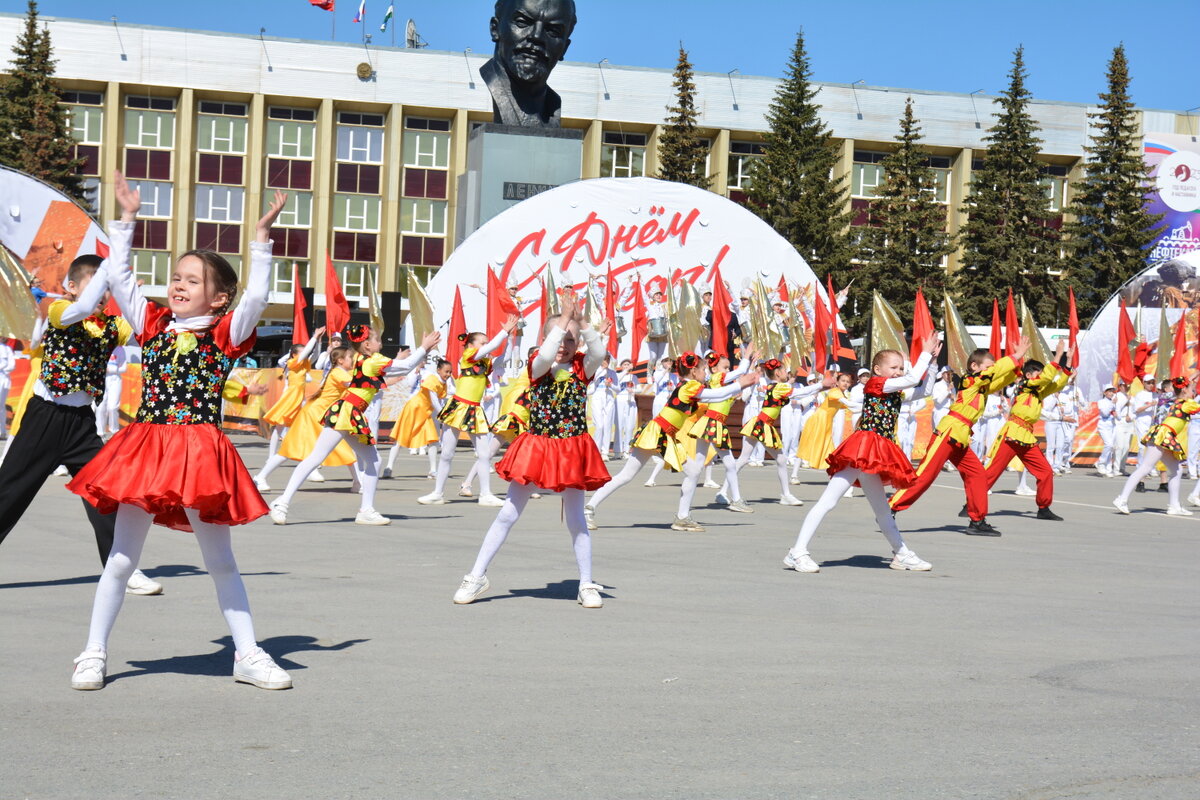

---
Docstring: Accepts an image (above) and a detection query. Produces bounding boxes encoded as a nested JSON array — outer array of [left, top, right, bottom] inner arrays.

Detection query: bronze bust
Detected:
[[480, 0, 577, 128]]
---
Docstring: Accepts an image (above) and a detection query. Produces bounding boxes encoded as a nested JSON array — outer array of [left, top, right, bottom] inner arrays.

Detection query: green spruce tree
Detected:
[[747, 30, 856, 322], [1064, 44, 1165, 321], [656, 45, 711, 189], [955, 46, 1060, 323], [857, 99, 956, 321], [0, 1, 84, 202]]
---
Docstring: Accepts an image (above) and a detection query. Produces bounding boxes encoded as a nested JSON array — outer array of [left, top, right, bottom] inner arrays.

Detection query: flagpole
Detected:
[[331, 9, 335, 41]]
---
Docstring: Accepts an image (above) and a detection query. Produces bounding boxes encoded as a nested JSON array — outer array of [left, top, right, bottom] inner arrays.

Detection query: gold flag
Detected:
[[1018, 296, 1051, 365], [405, 269, 435, 341], [750, 279, 783, 358], [677, 279, 705, 355], [583, 277, 604, 331], [1155, 302, 1172, 383], [544, 268, 561, 318], [942, 294, 978, 375], [663, 276, 681, 359], [364, 266, 385, 336], [870, 291, 907, 362], [0, 246, 39, 342], [786, 290, 808, 372]]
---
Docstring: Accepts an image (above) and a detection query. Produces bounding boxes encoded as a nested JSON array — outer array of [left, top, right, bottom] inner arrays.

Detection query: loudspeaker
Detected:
[[381, 291, 403, 348]]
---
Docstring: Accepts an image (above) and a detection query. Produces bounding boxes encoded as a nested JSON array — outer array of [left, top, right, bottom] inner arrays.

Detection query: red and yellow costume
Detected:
[[322, 352, 393, 445], [393, 372, 447, 448], [632, 379, 704, 471], [438, 346, 493, 434], [890, 356, 1020, 520], [491, 369, 532, 442], [983, 363, 1070, 509], [687, 371, 739, 450], [827, 376, 918, 488], [262, 353, 313, 427], [741, 382, 792, 450], [1141, 397, 1200, 459], [279, 367, 356, 466]]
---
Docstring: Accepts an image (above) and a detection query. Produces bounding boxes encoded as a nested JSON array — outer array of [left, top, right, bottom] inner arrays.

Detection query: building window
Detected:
[[79, 176, 101, 215], [403, 168, 448, 199], [124, 149, 171, 180], [267, 192, 312, 229], [852, 151, 887, 199], [336, 113, 385, 164], [132, 249, 171, 286], [402, 118, 451, 168], [1039, 164, 1069, 212], [131, 219, 169, 250], [336, 163, 381, 194], [333, 262, 371, 299], [925, 156, 952, 204], [197, 153, 244, 185], [73, 145, 100, 176], [197, 115, 247, 155], [62, 90, 103, 106], [333, 233, 377, 263], [401, 235, 444, 267], [272, 259, 310, 295], [124, 109, 175, 149], [129, 180, 173, 218], [333, 195, 381, 232], [274, 228, 310, 260], [266, 158, 313, 190], [198, 101, 246, 116], [195, 185, 244, 223], [66, 105, 103, 145], [194, 222, 242, 253], [727, 141, 764, 191], [601, 132, 647, 178], [126, 95, 176, 111], [401, 199, 447, 236], [267, 118, 315, 160]]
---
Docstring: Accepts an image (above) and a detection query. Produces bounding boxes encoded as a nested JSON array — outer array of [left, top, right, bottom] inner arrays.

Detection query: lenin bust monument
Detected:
[[480, 0, 577, 128]]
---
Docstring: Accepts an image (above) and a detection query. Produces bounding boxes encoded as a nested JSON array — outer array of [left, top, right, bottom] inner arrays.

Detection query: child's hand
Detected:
[[1053, 338, 1067, 360], [1014, 335, 1032, 361], [502, 313, 520, 334], [114, 170, 140, 222], [597, 317, 613, 339], [313, 325, 327, 339], [257, 190, 289, 242], [420, 330, 441, 351], [737, 372, 760, 388], [246, 383, 269, 396], [560, 291, 578, 322], [923, 331, 940, 355]]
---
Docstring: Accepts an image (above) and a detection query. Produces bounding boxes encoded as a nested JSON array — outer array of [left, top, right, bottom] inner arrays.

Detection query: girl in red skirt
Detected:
[[68, 174, 291, 691], [783, 333, 941, 575], [453, 293, 613, 608]]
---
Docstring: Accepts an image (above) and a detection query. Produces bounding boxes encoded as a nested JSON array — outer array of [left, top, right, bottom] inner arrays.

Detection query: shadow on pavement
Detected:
[[0, 564, 288, 590], [106, 634, 370, 682], [818, 554, 891, 569], [472, 580, 614, 603]]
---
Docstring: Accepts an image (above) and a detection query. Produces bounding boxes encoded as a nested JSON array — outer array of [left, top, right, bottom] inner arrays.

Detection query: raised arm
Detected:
[[294, 326, 326, 364], [697, 372, 758, 402], [473, 317, 517, 361], [580, 326, 605, 377], [229, 190, 287, 348], [882, 351, 936, 394], [384, 331, 441, 377], [52, 264, 112, 327], [107, 173, 150, 334]]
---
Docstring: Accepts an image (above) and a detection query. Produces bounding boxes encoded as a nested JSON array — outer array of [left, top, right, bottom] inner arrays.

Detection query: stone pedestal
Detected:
[[454, 123, 583, 245]]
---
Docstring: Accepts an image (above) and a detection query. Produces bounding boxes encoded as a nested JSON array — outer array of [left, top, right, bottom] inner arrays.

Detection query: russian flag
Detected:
[[353, 0, 365, 23]]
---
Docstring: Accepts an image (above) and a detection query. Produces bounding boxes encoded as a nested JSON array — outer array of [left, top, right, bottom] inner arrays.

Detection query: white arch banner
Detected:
[[422, 176, 820, 363]]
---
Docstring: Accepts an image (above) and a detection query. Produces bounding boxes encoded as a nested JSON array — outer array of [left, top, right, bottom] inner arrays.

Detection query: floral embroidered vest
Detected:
[[39, 314, 124, 401], [526, 354, 588, 438], [137, 330, 234, 425]]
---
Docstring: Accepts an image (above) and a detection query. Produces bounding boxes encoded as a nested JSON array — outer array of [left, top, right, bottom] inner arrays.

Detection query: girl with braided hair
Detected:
[[268, 323, 440, 526], [585, 351, 759, 532]]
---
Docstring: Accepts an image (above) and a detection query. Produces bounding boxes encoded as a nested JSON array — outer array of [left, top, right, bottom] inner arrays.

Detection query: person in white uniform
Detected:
[[95, 345, 129, 438], [1095, 385, 1118, 477], [0, 339, 14, 439], [613, 359, 638, 459], [587, 355, 618, 459]]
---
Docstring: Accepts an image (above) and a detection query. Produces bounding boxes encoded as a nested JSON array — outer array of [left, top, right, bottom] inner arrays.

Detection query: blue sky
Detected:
[[25, 0, 1196, 110]]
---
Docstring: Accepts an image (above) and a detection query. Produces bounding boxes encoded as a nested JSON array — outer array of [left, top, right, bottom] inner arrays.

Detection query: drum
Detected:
[[648, 317, 669, 341]]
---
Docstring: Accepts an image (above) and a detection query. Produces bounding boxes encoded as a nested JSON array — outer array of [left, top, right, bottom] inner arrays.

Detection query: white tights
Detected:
[[725, 437, 790, 497], [432, 428, 492, 498], [276, 427, 379, 511], [468, 481, 591, 582], [268, 425, 285, 459], [257, 452, 357, 486], [387, 441, 440, 476], [791, 468, 909, 556], [85, 504, 257, 654], [679, 441, 740, 517], [1117, 446, 1181, 507], [590, 448, 652, 509], [462, 435, 502, 490]]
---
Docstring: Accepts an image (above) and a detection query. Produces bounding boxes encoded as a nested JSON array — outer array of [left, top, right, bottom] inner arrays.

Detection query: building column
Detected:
[[173, 88, 195, 260], [947, 147, 973, 275], [245, 93, 266, 276], [379, 102, 404, 292], [100, 81, 122, 223], [835, 138, 855, 221], [711, 128, 731, 196], [313, 98, 335, 297], [582, 119, 603, 179], [444, 108, 470, 261], [645, 124, 663, 178]]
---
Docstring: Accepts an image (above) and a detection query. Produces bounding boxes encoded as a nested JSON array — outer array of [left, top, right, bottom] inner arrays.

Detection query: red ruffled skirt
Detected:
[[825, 430, 917, 488], [496, 432, 611, 492], [67, 422, 269, 532]]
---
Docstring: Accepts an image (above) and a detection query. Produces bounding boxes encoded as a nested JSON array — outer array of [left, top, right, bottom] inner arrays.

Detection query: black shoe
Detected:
[[1036, 507, 1063, 521], [1135, 482, 1146, 493], [957, 504, 970, 519], [965, 519, 1001, 536], [1158, 484, 1170, 493]]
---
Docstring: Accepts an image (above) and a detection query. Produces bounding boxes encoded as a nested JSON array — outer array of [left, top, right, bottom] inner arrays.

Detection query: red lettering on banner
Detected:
[[666, 208, 701, 247], [637, 219, 662, 248], [608, 225, 638, 259], [502, 231, 548, 279], [553, 212, 609, 271]]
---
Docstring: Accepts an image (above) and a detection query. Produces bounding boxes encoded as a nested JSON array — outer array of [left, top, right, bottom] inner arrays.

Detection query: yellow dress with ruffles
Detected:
[[1141, 399, 1200, 459], [278, 366, 356, 466], [262, 357, 312, 427], [740, 382, 792, 451], [632, 379, 703, 471], [491, 370, 533, 442], [438, 347, 493, 434], [393, 373, 446, 448], [687, 372, 738, 450], [797, 387, 847, 470]]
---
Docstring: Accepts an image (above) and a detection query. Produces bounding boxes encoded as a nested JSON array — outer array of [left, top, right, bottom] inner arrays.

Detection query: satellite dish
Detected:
[[404, 19, 427, 49]]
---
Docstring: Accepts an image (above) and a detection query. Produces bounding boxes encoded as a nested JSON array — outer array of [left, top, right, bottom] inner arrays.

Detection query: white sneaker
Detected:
[[269, 502, 288, 525], [783, 550, 820, 573], [671, 516, 705, 532], [789, 476, 802, 485], [842, 487, 856, 498], [355, 508, 391, 525], [453, 574, 490, 604], [779, 494, 804, 506], [702, 480, 721, 489], [1112, 497, 1130, 515], [578, 582, 604, 608], [714, 491, 730, 505], [53, 465, 69, 477], [478, 494, 505, 507], [233, 647, 292, 690], [890, 551, 932, 571], [1167, 505, 1194, 516], [1187, 494, 1200, 508], [125, 569, 163, 596], [1014, 485, 1037, 496], [253, 477, 271, 492], [71, 649, 107, 690], [584, 504, 597, 530], [643, 481, 657, 487], [309, 470, 326, 483], [350, 479, 362, 494], [417, 492, 447, 505], [381, 467, 393, 479], [728, 499, 754, 513], [749, 461, 764, 468], [458, 486, 474, 498], [426, 472, 437, 479]]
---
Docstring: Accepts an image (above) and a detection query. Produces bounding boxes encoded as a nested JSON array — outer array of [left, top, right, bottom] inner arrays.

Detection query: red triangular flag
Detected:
[[813, 293, 830, 372], [537, 276, 549, 345], [777, 276, 789, 304], [710, 265, 734, 359], [1170, 313, 1189, 377], [989, 298, 1003, 359], [323, 252, 350, 334], [826, 275, 840, 329], [447, 286, 467, 376], [309, 0, 335, 10], [605, 264, 618, 356], [910, 288, 934, 365], [631, 276, 648, 367], [96, 240, 110, 259], [1067, 288, 1080, 369], [1116, 300, 1136, 385], [486, 267, 521, 337], [1004, 290, 1021, 357], [291, 262, 309, 343], [103, 296, 121, 318]]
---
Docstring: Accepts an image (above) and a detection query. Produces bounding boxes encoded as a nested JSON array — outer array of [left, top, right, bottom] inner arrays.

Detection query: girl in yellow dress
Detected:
[[682, 350, 755, 516], [385, 358, 451, 479], [797, 371, 853, 472], [585, 351, 758, 532], [419, 316, 517, 507], [253, 346, 358, 491], [261, 326, 325, 460], [1113, 375, 1199, 516], [269, 325, 440, 526]]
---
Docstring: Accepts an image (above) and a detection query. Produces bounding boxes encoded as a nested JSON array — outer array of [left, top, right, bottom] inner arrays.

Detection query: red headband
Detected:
[[677, 352, 701, 372], [760, 358, 783, 373], [346, 325, 372, 344], [705, 352, 722, 368]]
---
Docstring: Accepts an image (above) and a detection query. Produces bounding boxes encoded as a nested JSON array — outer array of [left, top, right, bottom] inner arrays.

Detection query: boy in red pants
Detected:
[[890, 336, 1029, 535]]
